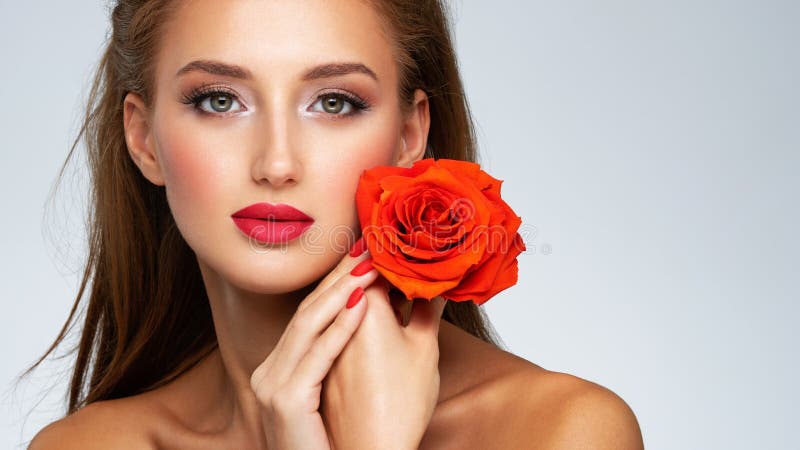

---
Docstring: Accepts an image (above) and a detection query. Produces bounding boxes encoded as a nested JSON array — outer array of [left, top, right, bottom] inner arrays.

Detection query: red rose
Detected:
[[355, 158, 525, 305]]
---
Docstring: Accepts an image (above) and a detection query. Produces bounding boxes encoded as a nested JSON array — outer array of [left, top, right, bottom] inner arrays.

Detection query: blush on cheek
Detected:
[[154, 125, 229, 235]]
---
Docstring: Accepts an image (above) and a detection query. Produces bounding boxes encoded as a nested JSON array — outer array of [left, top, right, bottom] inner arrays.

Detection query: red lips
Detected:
[[231, 202, 313, 221], [231, 202, 314, 244]]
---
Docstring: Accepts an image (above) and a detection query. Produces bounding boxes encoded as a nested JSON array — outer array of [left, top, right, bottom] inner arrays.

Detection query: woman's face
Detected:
[[128, 0, 428, 294]]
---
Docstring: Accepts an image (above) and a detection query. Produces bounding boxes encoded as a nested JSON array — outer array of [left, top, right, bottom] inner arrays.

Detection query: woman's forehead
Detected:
[[156, 0, 396, 86]]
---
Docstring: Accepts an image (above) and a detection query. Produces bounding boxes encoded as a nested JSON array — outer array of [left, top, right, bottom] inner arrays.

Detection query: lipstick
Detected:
[[231, 202, 314, 244]]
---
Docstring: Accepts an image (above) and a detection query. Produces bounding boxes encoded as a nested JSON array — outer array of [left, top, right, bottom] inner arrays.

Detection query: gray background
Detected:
[[2, 1, 797, 449]]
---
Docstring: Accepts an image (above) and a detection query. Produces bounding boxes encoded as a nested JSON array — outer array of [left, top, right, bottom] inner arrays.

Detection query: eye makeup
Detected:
[[179, 82, 372, 119]]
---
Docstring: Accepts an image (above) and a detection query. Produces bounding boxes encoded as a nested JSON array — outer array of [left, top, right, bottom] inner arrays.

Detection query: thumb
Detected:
[[406, 295, 447, 335]]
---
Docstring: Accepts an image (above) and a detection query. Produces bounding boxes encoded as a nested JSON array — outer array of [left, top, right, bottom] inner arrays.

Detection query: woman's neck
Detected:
[[169, 258, 319, 441]]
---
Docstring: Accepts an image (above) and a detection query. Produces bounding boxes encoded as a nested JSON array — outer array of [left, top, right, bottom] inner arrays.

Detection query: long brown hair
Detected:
[[20, 0, 506, 416]]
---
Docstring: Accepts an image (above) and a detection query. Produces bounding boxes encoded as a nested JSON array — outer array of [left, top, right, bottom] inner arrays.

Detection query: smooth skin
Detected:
[[29, 0, 643, 448], [251, 247, 446, 450]]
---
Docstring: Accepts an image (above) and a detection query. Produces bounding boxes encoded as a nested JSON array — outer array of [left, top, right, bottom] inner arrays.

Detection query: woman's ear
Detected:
[[395, 88, 431, 168], [123, 92, 165, 186]]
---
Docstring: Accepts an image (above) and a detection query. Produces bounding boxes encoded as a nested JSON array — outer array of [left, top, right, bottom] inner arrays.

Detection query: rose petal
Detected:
[[355, 158, 525, 303]]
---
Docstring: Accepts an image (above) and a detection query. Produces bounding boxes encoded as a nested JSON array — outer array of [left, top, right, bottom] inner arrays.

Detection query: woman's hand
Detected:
[[320, 277, 448, 450], [249, 237, 379, 450]]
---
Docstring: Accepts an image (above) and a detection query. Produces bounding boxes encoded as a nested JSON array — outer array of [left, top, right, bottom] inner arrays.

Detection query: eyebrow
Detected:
[[175, 60, 378, 82]]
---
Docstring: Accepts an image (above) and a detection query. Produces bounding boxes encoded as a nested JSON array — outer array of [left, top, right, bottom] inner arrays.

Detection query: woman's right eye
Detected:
[[181, 89, 245, 116]]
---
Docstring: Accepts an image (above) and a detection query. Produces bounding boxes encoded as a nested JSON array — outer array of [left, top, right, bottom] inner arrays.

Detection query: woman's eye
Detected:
[[311, 93, 364, 116], [198, 92, 243, 114], [203, 93, 238, 113], [183, 90, 366, 117]]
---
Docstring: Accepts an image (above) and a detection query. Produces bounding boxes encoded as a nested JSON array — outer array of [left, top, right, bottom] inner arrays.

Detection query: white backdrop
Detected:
[[1, 1, 797, 449]]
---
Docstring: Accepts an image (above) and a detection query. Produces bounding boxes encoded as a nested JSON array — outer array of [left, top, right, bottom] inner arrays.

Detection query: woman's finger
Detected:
[[357, 276, 401, 328], [271, 247, 370, 361], [297, 236, 368, 314], [288, 290, 368, 391], [258, 256, 378, 386]]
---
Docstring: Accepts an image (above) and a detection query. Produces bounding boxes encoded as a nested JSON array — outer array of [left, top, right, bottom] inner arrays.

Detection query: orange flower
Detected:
[[355, 158, 526, 305]]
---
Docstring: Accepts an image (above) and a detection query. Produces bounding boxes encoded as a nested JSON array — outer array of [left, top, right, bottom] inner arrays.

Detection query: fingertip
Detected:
[[348, 235, 368, 258], [346, 286, 366, 309]]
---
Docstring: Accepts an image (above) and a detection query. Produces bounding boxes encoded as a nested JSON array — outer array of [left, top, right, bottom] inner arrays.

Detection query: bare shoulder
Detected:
[[495, 367, 644, 450], [428, 323, 643, 449], [28, 397, 157, 450]]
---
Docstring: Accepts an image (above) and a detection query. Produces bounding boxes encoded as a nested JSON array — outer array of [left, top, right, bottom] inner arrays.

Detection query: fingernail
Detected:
[[350, 258, 373, 276], [349, 236, 367, 257], [346, 286, 365, 309]]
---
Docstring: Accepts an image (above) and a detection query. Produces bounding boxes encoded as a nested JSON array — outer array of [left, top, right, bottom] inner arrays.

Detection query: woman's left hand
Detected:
[[320, 275, 447, 450]]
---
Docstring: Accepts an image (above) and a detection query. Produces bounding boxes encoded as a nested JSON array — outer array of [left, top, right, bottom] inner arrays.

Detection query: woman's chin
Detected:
[[206, 256, 331, 297]]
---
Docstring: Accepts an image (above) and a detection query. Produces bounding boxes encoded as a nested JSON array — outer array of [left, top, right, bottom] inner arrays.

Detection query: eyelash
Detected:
[[179, 84, 371, 118]]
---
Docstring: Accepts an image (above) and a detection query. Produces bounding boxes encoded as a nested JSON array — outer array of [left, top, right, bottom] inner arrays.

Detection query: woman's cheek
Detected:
[[311, 120, 395, 199], [155, 124, 233, 241], [307, 114, 397, 173]]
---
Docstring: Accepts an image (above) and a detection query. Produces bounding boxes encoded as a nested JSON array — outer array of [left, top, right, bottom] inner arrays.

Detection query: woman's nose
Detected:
[[250, 111, 302, 188]]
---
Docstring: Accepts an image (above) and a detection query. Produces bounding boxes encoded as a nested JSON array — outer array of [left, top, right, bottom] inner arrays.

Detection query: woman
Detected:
[[26, 0, 643, 448]]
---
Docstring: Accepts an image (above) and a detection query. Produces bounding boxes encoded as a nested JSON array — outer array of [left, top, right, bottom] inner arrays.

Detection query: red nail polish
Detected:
[[346, 286, 365, 309], [350, 258, 373, 276], [349, 236, 367, 257]]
